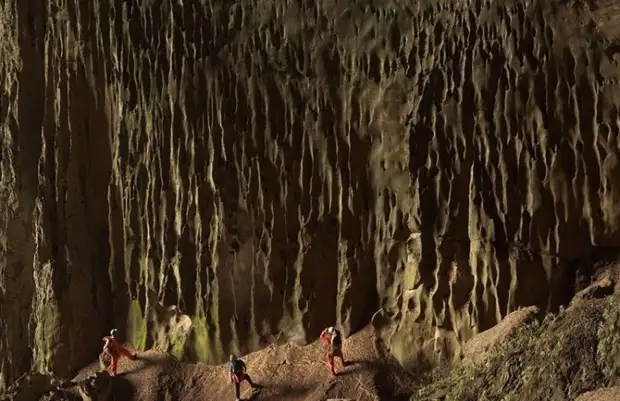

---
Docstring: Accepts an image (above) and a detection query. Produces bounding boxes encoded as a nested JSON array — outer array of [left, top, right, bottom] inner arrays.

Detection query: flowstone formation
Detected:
[[1, 0, 620, 390]]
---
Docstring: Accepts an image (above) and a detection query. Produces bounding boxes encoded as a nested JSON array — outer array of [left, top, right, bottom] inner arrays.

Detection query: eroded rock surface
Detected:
[[1, 0, 620, 389]]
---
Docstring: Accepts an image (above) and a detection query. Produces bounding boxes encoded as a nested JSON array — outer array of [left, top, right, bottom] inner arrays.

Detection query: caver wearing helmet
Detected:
[[319, 326, 348, 376], [101, 328, 138, 376], [227, 353, 257, 401]]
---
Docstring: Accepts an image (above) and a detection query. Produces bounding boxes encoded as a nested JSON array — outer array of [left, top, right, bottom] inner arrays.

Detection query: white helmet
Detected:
[[327, 327, 334, 334]]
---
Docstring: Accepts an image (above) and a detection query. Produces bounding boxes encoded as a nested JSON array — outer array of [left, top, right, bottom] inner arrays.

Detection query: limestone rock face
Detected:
[[1, 0, 620, 389]]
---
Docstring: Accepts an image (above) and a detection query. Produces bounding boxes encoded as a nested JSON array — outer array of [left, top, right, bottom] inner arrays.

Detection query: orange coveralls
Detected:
[[102, 336, 136, 376]]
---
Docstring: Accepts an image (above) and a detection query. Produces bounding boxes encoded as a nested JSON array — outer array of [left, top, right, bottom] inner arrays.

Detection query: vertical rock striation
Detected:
[[1, 0, 620, 388]]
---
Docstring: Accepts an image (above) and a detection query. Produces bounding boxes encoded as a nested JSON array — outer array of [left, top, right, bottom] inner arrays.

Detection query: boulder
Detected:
[[461, 306, 540, 365], [575, 386, 620, 401], [572, 276, 615, 304]]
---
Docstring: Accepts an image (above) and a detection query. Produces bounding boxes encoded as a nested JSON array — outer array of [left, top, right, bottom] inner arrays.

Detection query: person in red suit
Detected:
[[101, 328, 138, 376], [320, 326, 348, 375]]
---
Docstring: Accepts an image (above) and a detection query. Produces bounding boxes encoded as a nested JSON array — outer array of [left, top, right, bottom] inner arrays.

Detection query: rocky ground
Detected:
[[0, 327, 416, 401]]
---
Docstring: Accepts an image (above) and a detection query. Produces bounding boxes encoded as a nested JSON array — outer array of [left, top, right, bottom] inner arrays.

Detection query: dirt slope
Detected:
[[72, 327, 416, 401]]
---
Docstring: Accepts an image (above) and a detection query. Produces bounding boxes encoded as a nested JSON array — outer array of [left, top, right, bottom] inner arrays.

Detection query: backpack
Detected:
[[230, 359, 245, 373], [330, 330, 342, 352]]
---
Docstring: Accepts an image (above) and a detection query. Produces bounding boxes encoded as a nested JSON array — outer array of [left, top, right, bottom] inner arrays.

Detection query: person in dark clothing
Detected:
[[227, 354, 256, 401]]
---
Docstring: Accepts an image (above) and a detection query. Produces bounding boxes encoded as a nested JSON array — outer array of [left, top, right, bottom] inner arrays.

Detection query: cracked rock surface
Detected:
[[1, 0, 620, 389]]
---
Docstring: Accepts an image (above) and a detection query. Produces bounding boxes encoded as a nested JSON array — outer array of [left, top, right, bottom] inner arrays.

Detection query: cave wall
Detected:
[[1, 0, 620, 388]]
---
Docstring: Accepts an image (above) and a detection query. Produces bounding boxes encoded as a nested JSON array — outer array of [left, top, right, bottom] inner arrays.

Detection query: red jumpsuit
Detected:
[[102, 335, 136, 376], [320, 330, 346, 375]]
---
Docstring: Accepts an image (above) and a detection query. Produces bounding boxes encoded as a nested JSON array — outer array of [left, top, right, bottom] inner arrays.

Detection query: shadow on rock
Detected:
[[336, 360, 413, 401], [336, 359, 384, 376], [75, 371, 136, 401], [255, 384, 308, 401], [77, 371, 112, 401], [107, 376, 135, 401], [0, 372, 55, 401]]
